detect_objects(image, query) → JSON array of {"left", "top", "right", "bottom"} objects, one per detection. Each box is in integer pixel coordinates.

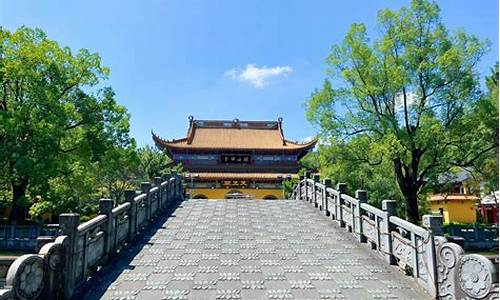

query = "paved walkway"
[{"left": 85, "top": 199, "right": 429, "bottom": 300}]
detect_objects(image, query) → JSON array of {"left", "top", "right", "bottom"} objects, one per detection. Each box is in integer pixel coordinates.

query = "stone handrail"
[
  {"left": 0, "top": 224, "right": 60, "bottom": 251},
  {"left": 0, "top": 173, "right": 185, "bottom": 300},
  {"left": 292, "top": 173, "right": 499, "bottom": 299}
]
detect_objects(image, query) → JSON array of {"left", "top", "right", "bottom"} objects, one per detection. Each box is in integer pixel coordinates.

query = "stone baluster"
[
  {"left": 125, "top": 190, "right": 137, "bottom": 242},
  {"left": 313, "top": 174, "right": 320, "bottom": 207},
  {"left": 154, "top": 177, "right": 162, "bottom": 213},
  {"left": 304, "top": 172, "right": 311, "bottom": 202},
  {"left": 381, "top": 200, "right": 397, "bottom": 265},
  {"left": 59, "top": 213, "right": 80, "bottom": 299},
  {"left": 355, "top": 190, "right": 367, "bottom": 243},
  {"left": 162, "top": 174, "right": 169, "bottom": 207},
  {"left": 141, "top": 182, "right": 152, "bottom": 220},
  {"left": 99, "top": 199, "right": 114, "bottom": 263},
  {"left": 336, "top": 183, "right": 347, "bottom": 227},
  {"left": 422, "top": 214, "right": 443, "bottom": 296},
  {"left": 298, "top": 175, "right": 304, "bottom": 200},
  {"left": 171, "top": 171, "right": 178, "bottom": 198},
  {"left": 323, "top": 178, "right": 332, "bottom": 215}
]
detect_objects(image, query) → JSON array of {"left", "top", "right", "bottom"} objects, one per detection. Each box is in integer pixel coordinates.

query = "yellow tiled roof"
[{"left": 152, "top": 117, "right": 316, "bottom": 151}]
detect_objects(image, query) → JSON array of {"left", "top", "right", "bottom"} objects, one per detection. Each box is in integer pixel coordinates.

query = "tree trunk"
[
  {"left": 9, "top": 179, "right": 28, "bottom": 223},
  {"left": 393, "top": 158, "right": 421, "bottom": 224},
  {"left": 404, "top": 188, "right": 420, "bottom": 224}
]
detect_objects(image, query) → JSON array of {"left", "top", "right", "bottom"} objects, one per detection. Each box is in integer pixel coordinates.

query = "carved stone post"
[
  {"left": 125, "top": 190, "right": 137, "bottom": 242},
  {"left": 355, "top": 190, "right": 367, "bottom": 243},
  {"left": 99, "top": 199, "right": 114, "bottom": 264},
  {"left": 323, "top": 178, "right": 332, "bottom": 215},
  {"left": 298, "top": 175, "right": 304, "bottom": 200},
  {"left": 304, "top": 172, "right": 311, "bottom": 202},
  {"left": 59, "top": 213, "right": 80, "bottom": 299},
  {"left": 165, "top": 176, "right": 171, "bottom": 205},
  {"left": 154, "top": 177, "right": 162, "bottom": 213},
  {"left": 141, "top": 182, "right": 152, "bottom": 220},
  {"left": 422, "top": 214, "right": 442, "bottom": 296},
  {"left": 382, "top": 200, "right": 396, "bottom": 265},
  {"left": 171, "top": 171, "right": 179, "bottom": 198},
  {"left": 336, "top": 183, "right": 347, "bottom": 227},
  {"left": 313, "top": 174, "right": 320, "bottom": 207},
  {"left": 423, "top": 214, "right": 443, "bottom": 236},
  {"left": 161, "top": 174, "right": 169, "bottom": 207}
]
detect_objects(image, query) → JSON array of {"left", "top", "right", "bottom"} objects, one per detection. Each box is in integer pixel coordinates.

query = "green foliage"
[
  {"left": 306, "top": 0, "right": 496, "bottom": 223},
  {"left": 470, "top": 64, "right": 499, "bottom": 193},
  {"left": 0, "top": 26, "right": 137, "bottom": 221},
  {"left": 136, "top": 145, "right": 183, "bottom": 182},
  {"left": 282, "top": 178, "right": 298, "bottom": 199}
]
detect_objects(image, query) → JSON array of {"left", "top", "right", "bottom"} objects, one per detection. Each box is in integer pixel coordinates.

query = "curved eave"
[
  {"left": 157, "top": 143, "right": 317, "bottom": 153},
  {"left": 151, "top": 131, "right": 188, "bottom": 158},
  {"left": 152, "top": 132, "right": 317, "bottom": 154}
]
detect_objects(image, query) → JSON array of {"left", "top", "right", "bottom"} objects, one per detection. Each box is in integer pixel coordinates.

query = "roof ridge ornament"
[
  {"left": 277, "top": 117, "right": 286, "bottom": 146},
  {"left": 233, "top": 118, "right": 240, "bottom": 129},
  {"left": 187, "top": 115, "right": 195, "bottom": 144}
]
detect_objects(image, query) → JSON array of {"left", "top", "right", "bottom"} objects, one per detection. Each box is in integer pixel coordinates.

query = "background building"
[{"left": 153, "top": 116, "right": 316, "bottom": 199}]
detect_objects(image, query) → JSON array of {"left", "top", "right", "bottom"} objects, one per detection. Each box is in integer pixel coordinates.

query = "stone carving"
[
  {"left": 6, "top": 254, "right": 45, "bottom": 300},
  {"left": 362, "top": 217, "right": 377, "bottom": 244},
  {"left": 391, "top": 232, "right": 413, "bottom": 274},
  {"left": 436, "top": 236, "right": 464, "bottom": 298},
  {"left": 39, "top": 238, "right": 65, "bottom": 271},
  {"left": 435, "top": 236, "right": 499, "bottom": 300},
  {"left": 0, "top": 290, "right": 14, "bottom": 300},
  {"left": 459, "top": 255, "right": 495, "bottom": 298}
]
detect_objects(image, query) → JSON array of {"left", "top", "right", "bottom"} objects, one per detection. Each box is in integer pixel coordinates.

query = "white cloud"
[{"left": 224, "top": 64, "right": 293, "bottom": 88}]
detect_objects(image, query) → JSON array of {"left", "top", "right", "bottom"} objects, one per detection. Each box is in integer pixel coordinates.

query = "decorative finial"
[{"left": 188, "top": 115, "right": 194, "bottom": 121}]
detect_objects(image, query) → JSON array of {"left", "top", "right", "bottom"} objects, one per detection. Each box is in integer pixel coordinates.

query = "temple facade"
[{"left": 152, "top": 116, "right": 316, "bottom": 199}]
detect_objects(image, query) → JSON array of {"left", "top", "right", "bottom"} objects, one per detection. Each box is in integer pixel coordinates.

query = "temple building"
[{"left": 152, "top": 116, "right": 316, "bottom": 199}]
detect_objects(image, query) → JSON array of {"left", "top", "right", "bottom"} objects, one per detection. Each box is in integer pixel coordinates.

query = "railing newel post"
[
  {"left": 337, "top": 183, "right": 347, "bottom": 227},
  {"left": 323, "top": 178, "right": 332, "bottom": 216},
  {"left": 125, "top": 189, "right": 137, "bottom": 242},
  {"left": 304, "top": 172, "right": 311, "bottom": 202},
  {"left": 422, "top": 214, "right": 443, "bottom": 296},
  {"left": 141, "top": 182, "right": 152, "bottom": 221},
  {"left": 59, "top": 213, "right": 80, "bottom": 299},
  {"left": 381, "top": 200, "right": 397, "bottom": 265},
  {"left": 298, "top": 175, "right": 304, "bottom": 200},
  {"left": 355, "top": 190, "right": 367, "bottom": 243},
  {"left": 154, "top": 177, "right": 162, "bottom": 213},
  {"left": 99, "top": 198, "right": 114, "bottom": 264},
  {"left": 313, "top": 174, "right": 320, "bottom": 208}
]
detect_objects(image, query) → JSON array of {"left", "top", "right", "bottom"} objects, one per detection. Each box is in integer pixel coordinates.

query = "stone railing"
[
  {"left": 444, "top": 223, "right": 499, "bottom": 251},
  {"left": 0, "top": 174, "right": 184, "bottom": 300},
  {"left": 292, "top": 173, "right": 499, "bottom": 300},
  {"left": 0, "top": 224, "right": 60, "bottom": 251}
]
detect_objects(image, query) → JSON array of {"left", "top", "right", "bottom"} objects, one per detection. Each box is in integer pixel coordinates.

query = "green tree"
[
  {"left": 306, "top": 0, "right": 496, "bottom": 223},
  {"left": 471, "top": 63, "right": 499, "bottom": 194},
  {"left": 136, "top": 145, "right": 182, "bottom": 181},
  {"left": 0, "top": 27, "right": 134, "bottom": 221}
]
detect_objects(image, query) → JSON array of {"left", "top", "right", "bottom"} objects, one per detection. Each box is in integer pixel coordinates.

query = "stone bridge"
[{"left": 0, "top": 174, "right": 498, "bottom": 299}]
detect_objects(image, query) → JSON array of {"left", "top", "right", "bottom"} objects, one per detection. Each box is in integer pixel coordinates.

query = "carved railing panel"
[
  {"left": 292, "top": 176, "right": 499, "bottom": 299},
  {"left": 0, "top": 175, "right": 185, "bottom": 300},
  {"left": 362, "top": 216, "right": 377, "bottom": 246}
]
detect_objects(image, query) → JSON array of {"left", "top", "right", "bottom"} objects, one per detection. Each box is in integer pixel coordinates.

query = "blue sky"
[{"left": 1, "top": 0, "right": 498, "bottom": 146}]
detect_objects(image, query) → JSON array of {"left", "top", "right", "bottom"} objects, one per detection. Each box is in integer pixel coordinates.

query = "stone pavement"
[{"left": 85, "top": 199, "right": 429, "bottom": 300}]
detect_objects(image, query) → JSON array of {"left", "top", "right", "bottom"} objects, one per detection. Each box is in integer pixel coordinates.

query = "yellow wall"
[
  {"left": 430, "top": 200, "right": 477, "bottom": 223},
  {"left": 189, "top": 188, "right": 284, "bottom": 200}
]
